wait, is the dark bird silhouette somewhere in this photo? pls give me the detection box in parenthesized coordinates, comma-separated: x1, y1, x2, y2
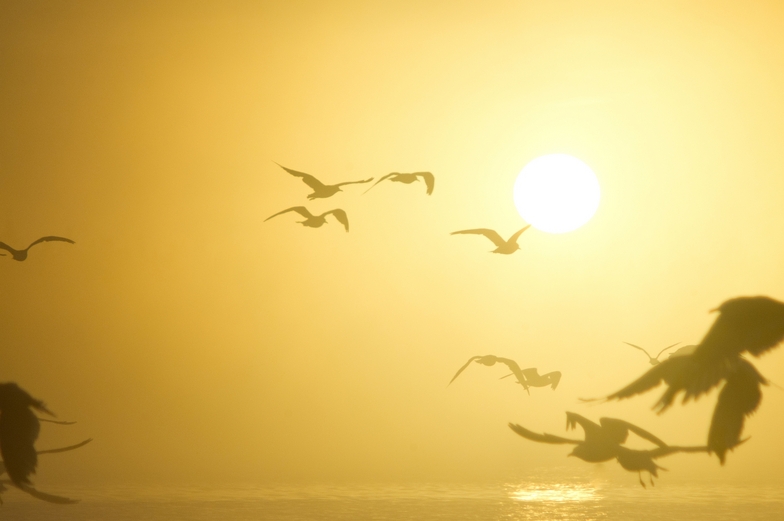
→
(448, 355, 529, 391)
(451, 226, 531, 254)
(623, 342, 681, 366)
(0, 383, 56, 487)
(0, 237, 75, 261)
(275, 163, 373, 199)
(265, 206, 349, 232)
(509, 412, 707, 487)
(363, 172, 435, 195)
(501, 368, 562, 390)
(599, 296, 784, 464)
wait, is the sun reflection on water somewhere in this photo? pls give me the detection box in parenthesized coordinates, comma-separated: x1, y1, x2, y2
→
(509, 483, 600, 503)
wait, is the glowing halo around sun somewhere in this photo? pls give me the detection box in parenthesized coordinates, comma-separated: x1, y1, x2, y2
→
(513, 154, 600, 234)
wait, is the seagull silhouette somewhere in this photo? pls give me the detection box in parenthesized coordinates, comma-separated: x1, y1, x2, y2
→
(623, 342, 681, 366)
(0, 237, 75, 261)
(501, 368, 561, 390)
(451, 225, 531, 254)
(275, 163, 373, 199)
(448, 355, 529, 391)
(363, 172, 435, 195)
(509, 412, 708, 487)
(597, 296, 784, 464)
(265, 206, 349, 232)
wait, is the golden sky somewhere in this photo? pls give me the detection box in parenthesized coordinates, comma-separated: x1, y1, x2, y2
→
(2, 1, 784, 486)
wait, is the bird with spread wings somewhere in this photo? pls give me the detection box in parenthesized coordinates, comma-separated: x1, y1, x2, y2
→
(275, 163, 373, 200)
(363, 172, 435, 195)
(0, 237, 74, 261)
(596, 295, 784, 464)
(451, 225, 531, 255)
(265, 206, 349, 232)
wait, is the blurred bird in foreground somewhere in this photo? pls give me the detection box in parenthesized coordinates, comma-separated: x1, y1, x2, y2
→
(451, 225, 531, 255)
(265, 206, 349, 232)
(595, 296, 784, 464)
(363, 172, 435, 195)
(509, 412, 708, 487)
(623, 341, 681, 366)
(0, 237, 75, 261)
(275, 163, 373, 199)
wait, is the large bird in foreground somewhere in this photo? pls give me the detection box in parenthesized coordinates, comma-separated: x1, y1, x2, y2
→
(448, 355, 530, 391)
(0, 237, 75, 261)
(265, 206, 349, 232)
(597, 296, 784, 464)
(509, 412, 708, 487)
(623, 342, 681, 366)
(363, 172, 435, 195)
(451, 225, 531, 255)
(275, 163, 373, 199)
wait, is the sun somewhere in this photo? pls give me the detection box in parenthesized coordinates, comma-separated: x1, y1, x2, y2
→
(513, 154, 600, 234)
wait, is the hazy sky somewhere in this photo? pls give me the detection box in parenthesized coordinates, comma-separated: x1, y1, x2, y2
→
(2, 1, 784, 487)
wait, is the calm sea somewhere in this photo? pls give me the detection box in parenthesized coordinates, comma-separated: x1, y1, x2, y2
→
(4, 479, 783, 520)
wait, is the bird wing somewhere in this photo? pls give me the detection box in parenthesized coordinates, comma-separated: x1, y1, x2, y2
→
(275, 163, 327, 190)
(265, 206, 312, 222)
(450, 229, 506, 248)
(604, 356, 684, 403)
(334, 177, 374, 187)
(508, 423, 581, 445)
(543, 371, 562, 389)
(323, 209, 349, 232)
(599, 418, 668, 447)
(623, 342, 653, 359)
(0, 242, 18, 255)
(697, 296, 784, 358)
(496, 357, 528, 386)
(655, 342, 681, 359)
(645, 445, 709, 459)
(448, 356, 482, 385)
(37, 417, 75, 425)
(565, 412, 602, 441)
(507, 225, 532, 244)
(416, 172, 435, 195)
(36, 438, 93, 455)
(0, 407, 40, 486)
(26, 236, 75, 249)
(15, 484, 79, 504)
(362, 173, 397, 194)
(707, 358, 765, 464)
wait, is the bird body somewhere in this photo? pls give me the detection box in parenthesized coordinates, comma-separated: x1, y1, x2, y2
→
(363, 172, 435, 195)
(451, 226, 531, 254)
(275, 163, 372, 199)
(265, 206, 349, 232)
(0, 237, 74, 261)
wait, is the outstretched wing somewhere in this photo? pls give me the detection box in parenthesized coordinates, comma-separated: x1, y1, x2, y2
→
(708, 359, 765, 464)
(645, 445, 709, 459)
(26, 236, 75, 249)
(275, 163, 327, 191)
(334, 177, 374, 187)
(599, 418, 667, 447)
(415, 172, 435, 195)
(497, 357, 528, 386)
(543, 371, 562, 390)
(450, 229, 506, 248)
(0, 407, 40, 486)
(37, 438, 93, 455)
(448, 356, 482, 385)
(324, 209, 349, 232)
(655, 342, 681, 360)
(0, 242, 18, 255)
(509, 423, 581, 445)
(698, 296, 784, 359)
(507, 225, 531, 244)
(16, 484, 79, 504)
(265, 206, 312, 222)
(623, 342, 653, 359)
(362, 173, 397, 194)
(604, 356, 684, 402)
(565, 412, 602, 441)
(37, 417, 75, 425)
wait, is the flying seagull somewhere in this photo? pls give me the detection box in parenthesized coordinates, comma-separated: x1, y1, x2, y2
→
(596, 296, 784, 464)
(363, 172, 435, 195)
(509, 412, 708, 487)
(265, 206, 349, 232)
(0, 237, 75, 261)
(448, 355, 530, 391)
(451, 225, 531, 254)
(275, 163, 373, 199)
(501, 368, 561, 390)
(623, 342, 681, 366)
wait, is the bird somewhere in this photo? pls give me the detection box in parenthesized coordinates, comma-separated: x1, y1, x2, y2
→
(275, 163, 373, 199)
(509, 412, 708, 487)
(623, 342, 681, 365)
(501, 368, 561, 390)
(448, 355, 530, 391)
(450, 225, 531, 254)
(0, 383, 56, 487)
(598, 296, 784, 464)
(0, 237, 75, 261)
(265, 206, 349, 232)
(363, 172, 435, 195)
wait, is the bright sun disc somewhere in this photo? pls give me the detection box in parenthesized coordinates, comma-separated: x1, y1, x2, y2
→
(513, 154, 600, 234)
